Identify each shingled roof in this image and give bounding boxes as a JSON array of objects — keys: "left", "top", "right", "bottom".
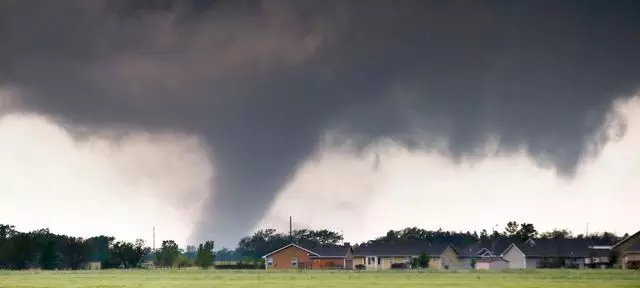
[
  {"left": 458, "top": 237, "right": 512, "bottom": 257},
  {"left": 307, "top": 246, "right": 352, "bottom": 258},
  {"left": 262, "top": 243, "right": 351, "bottom": 258},
  {"left": 353, "top": 242, "right": 458, "bottom": 257},
  {"left": 513, "top": 238, "right": 616, "bottom": 258}
]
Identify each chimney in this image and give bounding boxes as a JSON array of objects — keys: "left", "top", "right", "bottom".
[{"left": 343, "top": 242, "right": 351, "bottom": 247}]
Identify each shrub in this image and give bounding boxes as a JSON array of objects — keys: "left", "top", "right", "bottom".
[
  {"left": 391, "top": 263, "right": 407, "bottom": 269},
  {"left": 355, "top": 264, "right": 366, "bottom": 270}
]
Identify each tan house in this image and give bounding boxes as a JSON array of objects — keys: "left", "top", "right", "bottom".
[
  {"left": 352, "top": 242, "right": 463, "bottom": 270},
  {"left": 612, "top": 230, "right": 640, "bottom": 269},
  {"left": 262, "top": 243, "right": 353, "bottom": 270}
]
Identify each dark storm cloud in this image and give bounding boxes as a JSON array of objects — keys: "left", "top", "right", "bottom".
[{"left": 1, "top": 0, "right": 639, "bottom": 246}]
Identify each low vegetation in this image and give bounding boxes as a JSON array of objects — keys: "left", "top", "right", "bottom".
[{"left": 0, "top": 269, "right": 639, "bottom": 288}]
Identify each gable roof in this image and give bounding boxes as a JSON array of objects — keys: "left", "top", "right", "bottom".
[
  {"left": 459, "top": 237, "right": 513, "bottom": 257},
  {"left": 353, "top": 242, "right": 458, "bottom": 257},
  {"left": 612, "top": 230, "right": 640, "bottom": 250},
  {"left": 262, "top": 243, "right": 352, "bottom": 258},
  {"left": 262, "top": 243, "right": 319, "bottom": 258}
]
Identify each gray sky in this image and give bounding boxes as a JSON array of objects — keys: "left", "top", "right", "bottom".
[{"left": 0, "top": 0, "right": 639, "bottom": 248}]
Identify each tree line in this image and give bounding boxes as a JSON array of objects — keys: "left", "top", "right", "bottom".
[
  {"left": 0, "top": 224, "right": 215, "bottom": 270},
  {"left": 0, "top": 222, "right": 626, "bottom": 270}
]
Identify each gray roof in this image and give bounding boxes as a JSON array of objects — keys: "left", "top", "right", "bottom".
[
  {"left": 306, "top": 246, "right": 351, "bottom": 257},
  {"left": 459, "top": 238, "right": 512, "bottom": 257},
  {"left": 516, "top": 238, "right": 615, "bottom": 258},
  {"left": 353, "top": 242, "right": 455, "bottom": 257}
]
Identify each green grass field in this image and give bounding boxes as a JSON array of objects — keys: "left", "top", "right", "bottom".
[{"left": 1, "top": 269, "right": 639, "bottom": 288}]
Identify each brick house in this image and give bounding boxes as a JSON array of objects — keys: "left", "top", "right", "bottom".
[{"left": 262, "top": 243, "right": 353, "bottom": 270}]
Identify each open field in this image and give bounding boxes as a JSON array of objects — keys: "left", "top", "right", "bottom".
[{"left": 0, "top": 269, "right": 639, "bottom": 288}]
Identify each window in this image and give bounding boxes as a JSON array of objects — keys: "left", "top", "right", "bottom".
[
  {"left": 367, "top": 257, "right": 376, "bottom": 265},
  {"left": 266, "top": 257, "right": 273, "bottom": 267},
  {"left": 291, "top": 257, "right": 298, "bottom": 268}
]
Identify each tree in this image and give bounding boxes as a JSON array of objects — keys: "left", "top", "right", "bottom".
[
  {"left": 515, "top": 223, "right": 537, "bottom": 240},
  {"left": 540, "top": 229, "right": 572, "bottom": 239},
  {"left": 155, "top": 240, "right": 181, "bottom": 268},
  {"left": 195, "top": 240, "right": 215, "bottom": 269},
  {"left": 505, "top": 221, "right": 519, "bottom": 236},
  {"left": 39, "top": 239, "right": 59, "bottom": 270},
  {"left": 108, "top": 239, "right": 150, "bottom": 268},
  {"left": 418, "top": 252, "right": 430, "bottom": 268}
]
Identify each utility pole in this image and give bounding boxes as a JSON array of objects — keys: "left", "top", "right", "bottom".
[
  {"left": 289, "top": 216, "right": 292, "bottom": 240},
  {"left": 586, "top": 223, "right": 589, "bottom": 237},
  {"left": 153, "top": 226, "right": 156, "bottom": 252}
]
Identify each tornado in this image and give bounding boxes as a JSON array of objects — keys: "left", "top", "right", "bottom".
[{"left": 1, "top": 0, "right": 639, "bottom": 247}]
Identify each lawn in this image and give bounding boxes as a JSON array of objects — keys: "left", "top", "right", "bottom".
[{"left": 0, "top": 269, "right": 639, "bottom": 288}]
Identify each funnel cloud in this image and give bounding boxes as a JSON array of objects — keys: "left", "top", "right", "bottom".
[{"left": 1, "top": 0, "right": 640, "bottom": 247}]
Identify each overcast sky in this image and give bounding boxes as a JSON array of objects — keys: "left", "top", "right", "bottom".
[{"left": 1, "top": 0, "right": 639, "bottom": 248}]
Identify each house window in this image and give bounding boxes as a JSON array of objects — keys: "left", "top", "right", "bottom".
[
  {"left": 291, "top": 257, "right": 298, "bottom": 268},
  {"left": 367, "top": 257, "right": 375, "bottom": 265},
  {"left": 266, "top": 257, "right": 273, "bottom": 267}
]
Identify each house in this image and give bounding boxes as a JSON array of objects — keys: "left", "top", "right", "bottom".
[
  {"left": 352, "top": 242, "right": 462, "bottom": 270},
  {"left": 611, "top": 230, "right": 640, "bottom": 269},
  {"left": 502, "top": 238, "right": 616, "bottom": 269},
  {"left": 475, "top": 257, "right": 509, "bottom": 270},
  {"left": 458, "top": 237, "right": 513, "bottom": 268},
  {"left": 585, "top": 246, "right": 613, "bottom": 268},
  {"left": 85, "top": 261, "right": 101, "bottom": 270},
  {"left": 262, "top": 243, "right": 353, "bottom": 270}
]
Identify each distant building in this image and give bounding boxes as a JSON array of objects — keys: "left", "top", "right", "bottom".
[
  {"left": 352, "top": 242, "right": 462, "bottom": 270},
  {"left": 86, "top": 261, "right": 101, "bottom": 270},
  {"left": 611, "top": 231, "right": 640, "bottom": 269},
  {"left": 262, "top": 243, "right": 353, "bottom": 270},
  {"left": 475, "top": 257, "right": 509, "bottom": 270}
]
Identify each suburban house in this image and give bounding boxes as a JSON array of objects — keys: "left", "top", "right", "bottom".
[
  {"left": 458, "top": 237, "right": 513, "bottom": 268},
  {"left": 585, "top": 245, "right": 613, "bottom": 268},
  {"left": 352, "top": 242, "right": 462, "bottom": 270},
  {"left": 611, "top": 231, "right": 640, "bottom": 269},
  {"left": 262, "top": 243, "right": 353, "bottom": 270},
  {"left": 475, "top": 257, "right": 510, "bottom": 270},
  {"left": 502, "top": 238, "right": 618, "bottom": 269}
]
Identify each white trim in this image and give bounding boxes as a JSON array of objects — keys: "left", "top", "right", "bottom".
[{"left": 262, "top": 243, "right": 319, "bottom": 258}]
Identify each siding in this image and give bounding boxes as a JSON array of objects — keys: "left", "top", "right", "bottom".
[
  {"left": 353, "top": 257, "right": 365, "bottom": 269},
  {"left": 526, "top": 258, "right": 539, "bottom": 269},
  {"left": 490, "top": 260, "right": 510, "bottom": 270},
  {"left": 440, "top": 246, "right": 461, "bottom": 269},
  {"left": 503, "top": 244, "right": 526, "bottom": 269},
  {"left": 613, "top": 232, "right": 640, "bottom": 269}
]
